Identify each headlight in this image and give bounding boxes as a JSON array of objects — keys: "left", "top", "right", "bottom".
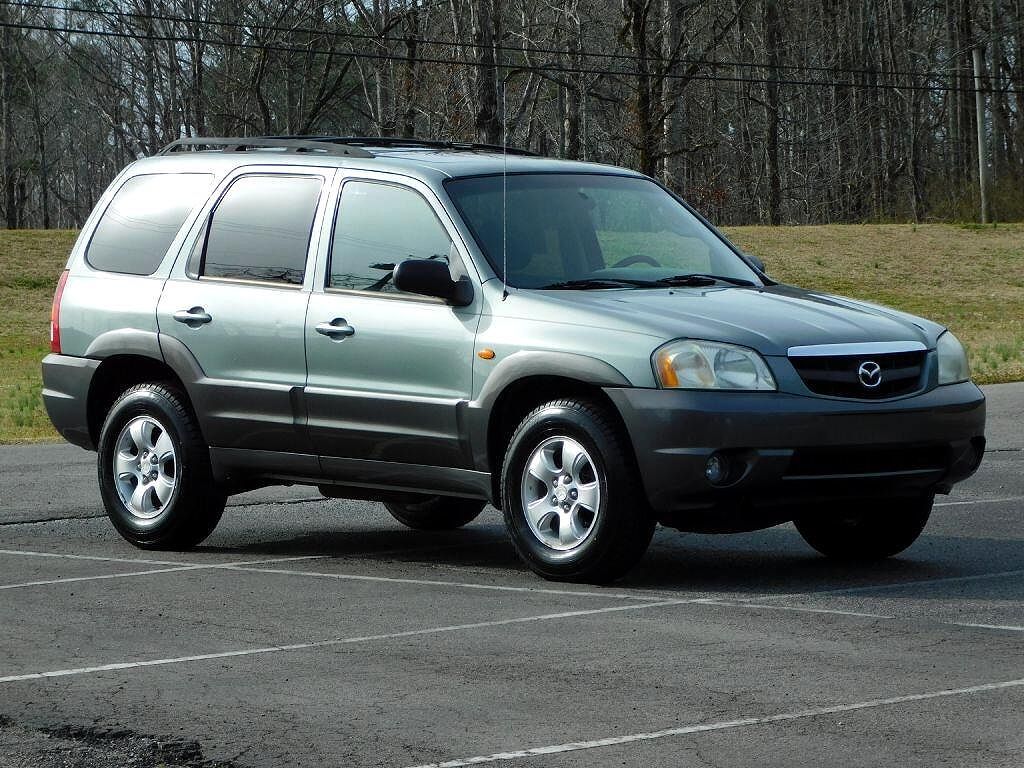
[
  {"left": 654, "top": 340, "right": 777, "bottom": 390},
  {"left": 937, "top": 331, "right": 970, "bottom": 384}
]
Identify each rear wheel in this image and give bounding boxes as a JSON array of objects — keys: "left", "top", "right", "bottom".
[
  {"left": 500, "top": 399, "right": 655, "bottom": 583},
  {"left": 794, "top": 494, "right": 933, "bottom": 560},
  {"left": 384, "top": 496, "right": 486, "bottom": 530},
  {"left": 97, "top": 383, "right": 225, "bottom": 550}
]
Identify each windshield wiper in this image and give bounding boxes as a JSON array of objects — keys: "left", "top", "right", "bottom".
[
  {"left": 657, "top": 273, "right": 756, "bottom": 287},
  {"left": 539, "top": 278, "right": 658, "bottom": 290}
]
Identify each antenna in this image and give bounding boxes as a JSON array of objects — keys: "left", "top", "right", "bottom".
[{"left": 501, "top": 74, "right": 509, "bottom": 301}]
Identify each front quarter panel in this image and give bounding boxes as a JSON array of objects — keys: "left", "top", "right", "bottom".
[
  {"left": 465, "top": 283, "right": 664, "bottom": 472},
  {"left": 472, "top": 284, "right": 664, "bottom": 398}
]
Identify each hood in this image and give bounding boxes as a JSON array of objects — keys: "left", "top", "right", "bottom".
[{"left": 504, "top": 284, "right": 944, "bottom": 357}]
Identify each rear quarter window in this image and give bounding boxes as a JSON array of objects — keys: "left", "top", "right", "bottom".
[{"left": 86, "top": 173, "right": 214, "bottom": 275}]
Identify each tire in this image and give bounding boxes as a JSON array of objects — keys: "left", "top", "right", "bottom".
[
  {"left": 385, "top": 496, "right": 486, "bottom": 530},
  {"left": 794, "top": 494, "right": 933, "bottom": 560},
  {"left": 97, "top": 383, "right": 225, "bottom": 550},
  {"left": 500, "top": 399, "right": 655, "bottom": 583}
]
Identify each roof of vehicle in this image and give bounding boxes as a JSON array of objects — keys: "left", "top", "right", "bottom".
[{"left": 127, "top": 136, "right": 645, "bottom": 186}]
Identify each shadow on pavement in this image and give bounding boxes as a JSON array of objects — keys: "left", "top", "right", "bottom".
[{"left": 196, "top": 519, "right": 1024, "bottom": 601}]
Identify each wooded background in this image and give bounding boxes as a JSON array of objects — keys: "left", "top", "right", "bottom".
[{"left": 1, "top": 0, "right": 1022, "bottom": 229}]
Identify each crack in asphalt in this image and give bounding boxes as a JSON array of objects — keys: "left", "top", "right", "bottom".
[
  {"left": 0, "top": 513, "right": 106, "bottom": 526},
  {"left": 0, "top": 496, "right": 327, "bottom": 527}
]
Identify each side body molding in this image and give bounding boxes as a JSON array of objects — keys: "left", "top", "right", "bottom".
[{"left": 465, "top": 350, "right": 633, "bottom": 473}]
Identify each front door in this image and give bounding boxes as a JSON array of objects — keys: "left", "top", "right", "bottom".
[
  {"left": 158, "top": 170, "right": 329, "bottom": 454},
  {"left": 304, "top": 176, "right": 480, "bottom": 476}
]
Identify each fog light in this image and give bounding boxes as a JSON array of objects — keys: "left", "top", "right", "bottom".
[{"left": 705, "top": 453, "right": 729, "bottom": 485}]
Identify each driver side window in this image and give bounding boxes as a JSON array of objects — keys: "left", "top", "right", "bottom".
[{"left": 329, "top": 180, "right": 456, "bottom": 293}]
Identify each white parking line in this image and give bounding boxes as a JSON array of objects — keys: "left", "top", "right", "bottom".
[
  {"left": 0, "top": 546, "right": 655, "bottom": 601},
  {"left": 934, "top": 496, "right": 1024, "bottom": 507},
  {"left": 3, "top": 548, "right": 1021, "bottom": 617},
  {"left": 0, "top": 556, "right": 327, "bottom": 590},
  {"left": 403, "top": 677, "right": 1024, "bottom": 768},
  {"left": 0, "top": 565, "right": 216, "bottom": 589},
  {"left": 696, "top": 599, "right": 1024, "bottom": 633},
  {"left": 226, "top": 565, "right": 667, "bottom": 602},
  {"left": 0, "top": 549, "right": 185, "bottom": 566},
  {"left": 224, "top": 561, "right": 1024, "bottom": 608},
  {"left": 753, "top": 568, "right": 1024, "bottom": 603},
  {"left": 0, "top": 598, "right": 690, "bottom": 684},
  {"left": 950, "top": 622, "right": 1024, "bottom": 632},
  {"left": 695, "top": 599, "right": 893, "bottom": 619}
]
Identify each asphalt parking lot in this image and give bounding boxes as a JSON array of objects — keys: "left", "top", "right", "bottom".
[{"left": 1, "top": 384, "right": 1022, "bottom": 768}]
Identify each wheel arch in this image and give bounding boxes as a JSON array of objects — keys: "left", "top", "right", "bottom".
[
  {"left": 474, "top": 354, "right": 637, "bottom": 507},
  {"left": 87, "top": 353, "right": 192, "bottom": 447}
]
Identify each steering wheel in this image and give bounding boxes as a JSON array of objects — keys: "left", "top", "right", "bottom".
[{"left": 611, "top": 254, "right": 661, "bottom": 268}]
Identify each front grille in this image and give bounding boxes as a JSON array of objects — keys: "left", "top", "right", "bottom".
[
  {"left": 785, "top": 444, "right": 949, "bottom": 478},
  {"left": 790, "top": 350, "right": 926, "bottom": 399}
]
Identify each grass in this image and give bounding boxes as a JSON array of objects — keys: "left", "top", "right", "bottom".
[
  {"left": 1, "top": 224, "right": 1022, "bottom": 443},
  {"left": 722, "top": 223, "right": 1024, "bottom": 386},
  {"left": 0, "top": 230, "right": 77, "bottom": 443}
]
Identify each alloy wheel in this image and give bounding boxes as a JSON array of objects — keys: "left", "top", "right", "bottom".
[
  {"left": 113, "top": 416, "right": 177, "bottom": 520},
  {"left": 520, "top": 435, "right": 602, "bottom": 551}
]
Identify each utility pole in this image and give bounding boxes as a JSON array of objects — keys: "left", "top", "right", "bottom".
[{"left": 972, "top": 46, "right": 990, "bottom": 224}]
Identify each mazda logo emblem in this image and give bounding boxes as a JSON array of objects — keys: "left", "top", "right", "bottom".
[{"left": 858, "top": 360, "right": 883, "bottom": 388}]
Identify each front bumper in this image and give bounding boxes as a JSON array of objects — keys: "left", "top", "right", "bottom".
[
  {"left": 605, "top": 381, "right": 986, "bottom": 525},
  {"left": 41, "top": 353, "right": 100, "bottom": 449}
]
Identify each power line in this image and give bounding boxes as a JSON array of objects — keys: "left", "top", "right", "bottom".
[
  {"left": 1, "top": 0, "right": 983, "bottom": 82},
  {"left": 0, "top": 18, "right": 1019, "bottom": 96}
]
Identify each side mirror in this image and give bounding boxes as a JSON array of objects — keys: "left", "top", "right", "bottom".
[
  {"left": 743, "top": 254, "right": 766, "bottom": 274},
  {"left": 393, "top": 259, "right": 473, "bottom": 306}
]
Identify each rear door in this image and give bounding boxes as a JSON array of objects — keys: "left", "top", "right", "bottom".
[
  {"left": 304, "top": 173, "right": 481, "bottom": 476},
  {"left": 158, "top": 168, "right": 331, "bottom": 455}
]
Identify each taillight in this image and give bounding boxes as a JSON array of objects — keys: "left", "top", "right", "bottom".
[{"left": 50, "top": 270, "right": 69, "bottom": 354}]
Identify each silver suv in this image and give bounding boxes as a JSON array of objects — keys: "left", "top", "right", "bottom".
[{"left": 42, "top": 137, "right": 985, "bottom": 582}]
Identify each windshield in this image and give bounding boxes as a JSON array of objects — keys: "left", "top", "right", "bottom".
[{"left": 445, "top": 173, "right": 758, "bottom": 289}]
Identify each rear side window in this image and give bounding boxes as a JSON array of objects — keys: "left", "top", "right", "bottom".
[
  {"left": 199, "top": 175, "right": 322, "bottom": 286},
  {"left": 87, "top": 173, "right": 213, "bottom": 275}
]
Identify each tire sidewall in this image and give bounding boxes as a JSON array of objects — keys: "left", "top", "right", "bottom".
[
  {"left": 502, "top": 403, "right": 624, "bottom": 574},
  {"left": 97, "top": 386, "right": 194, "bottom": 544}
]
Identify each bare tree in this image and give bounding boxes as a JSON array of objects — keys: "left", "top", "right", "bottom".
[{"left": 1, "top": 0, "right": 1023, "bottom": 228}]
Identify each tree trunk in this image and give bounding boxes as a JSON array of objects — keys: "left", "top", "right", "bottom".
[
  {"left": 626, "top": 0, "right": 658, "bottom": 176},
  {"left": 401, "top": 5, "right": 420, "bottom": 138},
  {"left": 32, "top": 90, "right": 49, "bottom": 228},
  {"left": 473, "top": 0, "right": 501, "bottom": 144},
  {"left": 662, "top": 0, "right": 685, "bottom": 189},
  {"left": 763, "top": 0, "right": 782, "bottom": 225},
  {"left": 188, "top": 0, "right": 206, "bottom": 136},
  {"left": 141, "top": 0, "right": 160, "bottom": 152}
]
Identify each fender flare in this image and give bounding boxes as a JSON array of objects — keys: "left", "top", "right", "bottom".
[
  {"left": 84, "top": 328, "right": 162, "bottom": 360},
  {"left": 464, "top": 350, "right": 632, "bottom": 474}
]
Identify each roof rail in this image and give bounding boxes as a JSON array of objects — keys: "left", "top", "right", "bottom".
[
  {"left": 259, "top": 135, "right": 537, "bottom": 156},
  {"left": 158, "top": 137, "right": 375, "bottom": 159},
  {"left": 327, "top": 136, "right": 538, "bottom": 156}
]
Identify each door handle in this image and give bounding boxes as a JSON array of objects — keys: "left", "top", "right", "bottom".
[
  {"left": 173, "top": 307, "right": 212, "bottom": 326},
  {"left": 315, "top": 319, "right": 356, "bottom": 339}
]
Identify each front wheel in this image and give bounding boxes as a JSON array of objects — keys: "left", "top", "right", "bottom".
[
  {"left": 500, "top": 399, "right": 655, "bottom": 583},
  {"left": 97, "top": 383, "right": 225, "bottom": 550},
  {"left": 794, "top": 494, "right": 933, "bottom": 560}
]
